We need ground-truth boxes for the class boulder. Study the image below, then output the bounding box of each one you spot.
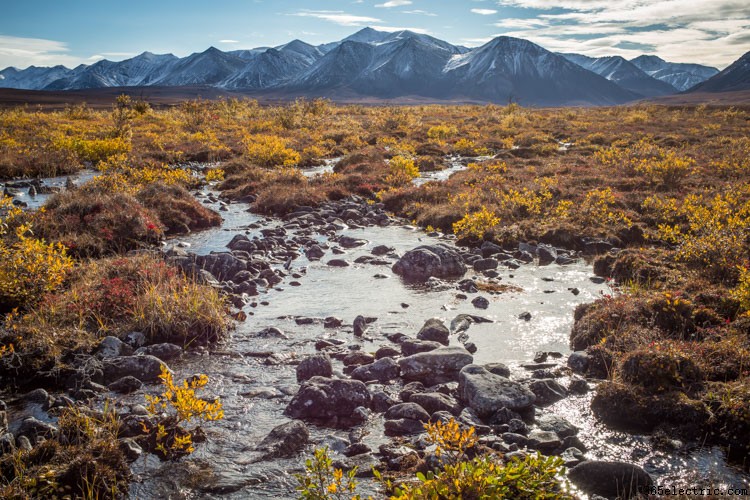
[528,379,567,405]
[410,392,462,416]
[102,355,167,384]
[384,419,426,436]
[526,430,562,453]
[568,461,653,499]
[385,403,430,422]
[401,339,442,356]
[353,315,368,337]
[195,252,247,281]
[536,414,578,438]
[399,347,473,386]
[567,351,590,374]
[95,336,133,358]
[351,357,400,382]
[256,420,309,458]
[285,377,371,420]
[296,354,333,382]
[392,245,466,281]
[458,365,536,417]
[134,343,182,361]
[416,318,450,346]
[108,376,143,394]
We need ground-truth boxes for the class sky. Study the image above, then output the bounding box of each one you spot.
[1,0,749,70]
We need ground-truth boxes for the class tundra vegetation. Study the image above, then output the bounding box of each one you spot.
[0,96,749,496]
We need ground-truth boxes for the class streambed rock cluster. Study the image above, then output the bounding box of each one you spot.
[0,191,658,498]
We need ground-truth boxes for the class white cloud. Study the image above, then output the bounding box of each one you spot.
[490,0,750,67]
[0,35,87,69]
[292,10,381,26]
[375,0,412,7]
[471,8,498,15]
[219,39,239,44]
[372,26,431,34]
[403,9,438,16]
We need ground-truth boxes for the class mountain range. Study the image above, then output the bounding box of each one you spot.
[0,28,743,106]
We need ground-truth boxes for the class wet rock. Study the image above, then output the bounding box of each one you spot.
[410,392,462,416]
[256,420,309,458]
[257,327,287,338]
[124,331,147,348]
[17,417,57,440]
[344,442,371,457]
[108,376,143,394]
[285,377,371,421]
[351,357,400,382]
[502,432,528,447]
[24,388,53,408]
[305,245,325,261]
[385,403,430,422]
[333,453,383,478]
[384,418,426,436]
[537,244,557,265]
[342,351,375,367]
[102,355,168,384]
[528,379,568,406]
[518,311,532,321]
[568,461,653,499]
[508,418,528,435]
[296,354,333,382]
[484,363,511,378]
[135,343,182,361]
[416,318,449,346]
[526,430,562,453]
[471,296,489,309]
[323,316,343,328]
[371,391,398,412]
[464,342,478,354]
[0,433,15,455]
[401,339,442,356]
[399,347,473,386]
[195,252,247,281]
[457,407,489,432]
[95,336,133,358]
[295,317,315,325]
[16,436,32,451]
[473,258,498,272]
[567,351,590,374]
[353,315,368,337]
[458,365,536,417]
[561,447,585,467]
[533,351,549,363]
[338,236,367,248]
[327,259,350,267]
[568,375,589,394]
[399,381,425,402]
[392,244,467,281]
[371,245,394,256]
[375,346,400,359]
[481,241,503,258]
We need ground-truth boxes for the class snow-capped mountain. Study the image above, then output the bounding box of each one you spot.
[0,65,73,90]
[1,27,743,105]
[630,55,718,92]
[292,30,462,98]
[147,47,246,87]
[686,51,750,93]
[442,37,638,105]
[561,53,676,97]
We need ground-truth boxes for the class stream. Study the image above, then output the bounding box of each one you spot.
[3,163,749,499]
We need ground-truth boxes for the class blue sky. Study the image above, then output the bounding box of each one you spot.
[1,0,749,69]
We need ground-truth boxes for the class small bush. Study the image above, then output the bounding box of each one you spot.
[0,406,130,498]
[620,344,702,393]
[144,365,224,459]
[244,134,300,168]
[136,182,221,235]
[453,206,500,241]
[0,197,73,311]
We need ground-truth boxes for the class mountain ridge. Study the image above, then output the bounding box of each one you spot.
[0,27,741,105]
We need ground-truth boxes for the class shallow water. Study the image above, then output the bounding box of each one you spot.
[3,169,97,209]
[8,165,747,498]
[143,187,749,498]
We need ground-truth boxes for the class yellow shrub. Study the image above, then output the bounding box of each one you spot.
[205,168,225,182]
[244,134,300,168]
[453,206,500,240]
[386,155,420,186]
[427,124,457,142]
[0,198,73,309]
